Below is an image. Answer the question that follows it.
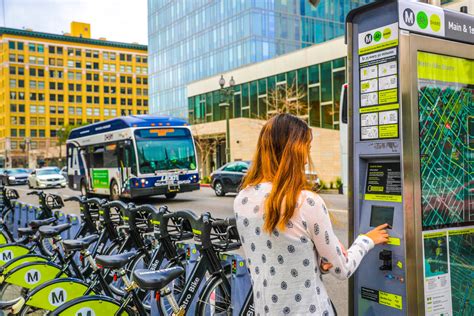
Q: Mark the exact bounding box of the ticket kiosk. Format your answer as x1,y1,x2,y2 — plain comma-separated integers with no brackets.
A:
346,1,473,315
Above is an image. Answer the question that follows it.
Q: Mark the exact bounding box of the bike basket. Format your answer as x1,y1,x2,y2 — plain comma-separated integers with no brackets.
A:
46,194,64,210
6,189,19,200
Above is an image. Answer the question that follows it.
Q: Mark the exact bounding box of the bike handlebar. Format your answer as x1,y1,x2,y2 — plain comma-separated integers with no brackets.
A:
64,196,82,202
211,217,236,228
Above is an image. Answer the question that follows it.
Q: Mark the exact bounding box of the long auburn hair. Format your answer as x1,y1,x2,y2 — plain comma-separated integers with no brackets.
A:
241,113,313,233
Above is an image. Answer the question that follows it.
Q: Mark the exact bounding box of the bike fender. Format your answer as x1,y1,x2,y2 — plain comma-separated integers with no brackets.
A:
1,254,49,277
25,277,95,311
4,261,67,289
0,244,30,265
50,295,129,316
0,231,8,245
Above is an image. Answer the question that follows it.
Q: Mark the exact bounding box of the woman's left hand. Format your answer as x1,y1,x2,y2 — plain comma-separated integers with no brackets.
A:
321,262,333,272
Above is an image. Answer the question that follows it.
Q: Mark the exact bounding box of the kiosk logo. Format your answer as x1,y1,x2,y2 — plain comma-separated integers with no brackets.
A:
403,8,415,26
364,33,373,44
417,11,429,29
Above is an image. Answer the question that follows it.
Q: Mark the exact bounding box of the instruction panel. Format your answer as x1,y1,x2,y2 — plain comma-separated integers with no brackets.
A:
365,162,402,202
358,23,400,141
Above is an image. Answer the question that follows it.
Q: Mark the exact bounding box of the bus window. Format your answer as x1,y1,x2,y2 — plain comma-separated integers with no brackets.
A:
91,145,105,168
104,143,118,168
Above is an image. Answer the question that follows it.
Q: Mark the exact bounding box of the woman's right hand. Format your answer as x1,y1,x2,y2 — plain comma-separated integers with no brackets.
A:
365,223,390,245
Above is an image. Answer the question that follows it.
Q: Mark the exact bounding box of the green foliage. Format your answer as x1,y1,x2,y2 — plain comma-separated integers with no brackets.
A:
336,177,343,189
319,179,328,190
329,181,334,189
201,176,211,184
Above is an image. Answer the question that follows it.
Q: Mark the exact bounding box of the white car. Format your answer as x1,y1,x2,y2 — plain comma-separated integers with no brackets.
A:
28,168,67,189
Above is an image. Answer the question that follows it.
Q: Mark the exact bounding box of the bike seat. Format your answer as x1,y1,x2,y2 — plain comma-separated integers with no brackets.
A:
38,223,71,238
133,267,185,291
95,251,137,269
29,217,56,229
0,296,23,310
63,234,99,252
17,227,36,237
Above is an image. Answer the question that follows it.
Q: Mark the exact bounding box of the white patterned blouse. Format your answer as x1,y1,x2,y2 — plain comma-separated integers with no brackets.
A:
234,183,374,316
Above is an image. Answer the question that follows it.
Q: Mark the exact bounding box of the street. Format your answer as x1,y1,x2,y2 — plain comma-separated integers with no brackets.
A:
10,184,350,315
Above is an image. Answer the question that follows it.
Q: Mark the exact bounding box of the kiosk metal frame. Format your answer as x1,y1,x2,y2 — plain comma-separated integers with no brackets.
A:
347,1,473,315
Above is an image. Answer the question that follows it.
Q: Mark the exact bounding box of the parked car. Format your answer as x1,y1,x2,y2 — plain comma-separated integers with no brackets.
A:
0,168,30,185
28,167,67,189
210,161,250,196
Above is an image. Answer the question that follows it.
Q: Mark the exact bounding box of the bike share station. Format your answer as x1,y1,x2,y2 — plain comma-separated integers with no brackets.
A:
347,1,473,315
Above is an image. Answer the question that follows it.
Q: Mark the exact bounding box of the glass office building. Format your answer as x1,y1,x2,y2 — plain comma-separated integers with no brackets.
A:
188,56,346,130
148,0,373,118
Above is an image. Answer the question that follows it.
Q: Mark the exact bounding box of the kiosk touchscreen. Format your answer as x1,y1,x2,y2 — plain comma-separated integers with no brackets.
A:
346,1,473,315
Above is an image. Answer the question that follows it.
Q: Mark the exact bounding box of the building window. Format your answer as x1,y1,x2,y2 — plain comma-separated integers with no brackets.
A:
11,129,17,137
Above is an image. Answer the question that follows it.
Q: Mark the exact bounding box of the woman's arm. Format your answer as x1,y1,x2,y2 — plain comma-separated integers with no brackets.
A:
301,192,374,280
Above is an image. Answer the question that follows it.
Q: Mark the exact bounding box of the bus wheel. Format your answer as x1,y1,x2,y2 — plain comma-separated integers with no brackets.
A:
165,192,177,199
110,180,120,200
80,180,89,197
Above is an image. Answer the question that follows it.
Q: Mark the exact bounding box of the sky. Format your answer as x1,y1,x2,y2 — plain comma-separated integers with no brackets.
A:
0,0,148,44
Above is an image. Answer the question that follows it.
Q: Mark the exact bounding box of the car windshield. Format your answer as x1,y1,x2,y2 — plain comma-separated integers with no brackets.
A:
134,128,197,174
37,169,60,176
7,169,26,174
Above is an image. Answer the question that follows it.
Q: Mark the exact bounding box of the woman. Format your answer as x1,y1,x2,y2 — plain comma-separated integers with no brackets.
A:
234,114,389,315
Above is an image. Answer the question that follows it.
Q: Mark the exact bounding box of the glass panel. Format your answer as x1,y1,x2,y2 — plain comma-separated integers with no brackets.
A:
234,93,241,118
308,65,320,84
206,92,213,117
277,73,286,83
332,57,346,69
332,70,346,125
134,128,197,173
258,79,267,96
321,104,333,129
241,83,249,112
212,91,220,121
258,96,267,118
287,70,296,87
250,81,258,118
321,62,332,102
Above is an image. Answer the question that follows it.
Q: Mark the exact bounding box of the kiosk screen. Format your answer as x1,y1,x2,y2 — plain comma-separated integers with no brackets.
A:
418,51,473,316
370,206,394,227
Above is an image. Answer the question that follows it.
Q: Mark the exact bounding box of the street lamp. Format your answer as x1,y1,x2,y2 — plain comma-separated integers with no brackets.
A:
219,75,235,164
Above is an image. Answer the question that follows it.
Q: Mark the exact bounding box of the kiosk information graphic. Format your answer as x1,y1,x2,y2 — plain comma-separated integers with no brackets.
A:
418,52,473,315
347,1,473,315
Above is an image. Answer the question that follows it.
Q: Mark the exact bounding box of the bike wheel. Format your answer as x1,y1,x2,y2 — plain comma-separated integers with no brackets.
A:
196,275,233,316
19,305,47,316
0,283,25,302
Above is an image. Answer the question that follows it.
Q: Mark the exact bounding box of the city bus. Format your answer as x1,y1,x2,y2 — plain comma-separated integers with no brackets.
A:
66,116,200,200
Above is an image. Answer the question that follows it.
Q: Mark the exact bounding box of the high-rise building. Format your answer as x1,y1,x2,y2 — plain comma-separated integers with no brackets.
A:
0,22,148,168
148,0,373,117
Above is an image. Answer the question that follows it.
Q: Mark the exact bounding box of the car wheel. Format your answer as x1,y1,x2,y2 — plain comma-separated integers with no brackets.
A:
80,180,88,197
165,192,177,199
214,181,225,196
110,180,120,201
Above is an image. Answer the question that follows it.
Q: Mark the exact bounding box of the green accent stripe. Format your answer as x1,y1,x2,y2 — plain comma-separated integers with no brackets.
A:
360,103,399,113
0,27,147,51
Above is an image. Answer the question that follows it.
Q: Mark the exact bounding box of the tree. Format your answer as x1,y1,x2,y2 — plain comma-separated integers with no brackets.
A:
56,124,82,164
190,124,222,177
264,79,309,120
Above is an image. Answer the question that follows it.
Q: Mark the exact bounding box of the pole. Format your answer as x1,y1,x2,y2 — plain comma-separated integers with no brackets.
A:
225,104,231,163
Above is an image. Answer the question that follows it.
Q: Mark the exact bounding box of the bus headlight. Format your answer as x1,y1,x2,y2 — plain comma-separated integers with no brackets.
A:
140,179,146,184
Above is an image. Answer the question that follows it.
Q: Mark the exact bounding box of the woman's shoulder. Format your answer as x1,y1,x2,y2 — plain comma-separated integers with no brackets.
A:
298,190,326,211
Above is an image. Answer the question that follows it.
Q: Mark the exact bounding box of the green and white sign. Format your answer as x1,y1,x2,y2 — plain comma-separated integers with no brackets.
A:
399,1,474,43
92,169,109,189
358,22,399,55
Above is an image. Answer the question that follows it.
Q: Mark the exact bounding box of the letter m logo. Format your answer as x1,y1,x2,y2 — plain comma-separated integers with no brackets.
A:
1,250,12,261
403,8,415,26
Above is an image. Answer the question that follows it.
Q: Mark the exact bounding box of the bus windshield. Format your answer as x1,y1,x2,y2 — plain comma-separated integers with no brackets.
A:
134,128,197,174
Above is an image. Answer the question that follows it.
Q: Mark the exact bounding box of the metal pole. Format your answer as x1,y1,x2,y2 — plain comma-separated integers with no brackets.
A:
225,104,231,163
